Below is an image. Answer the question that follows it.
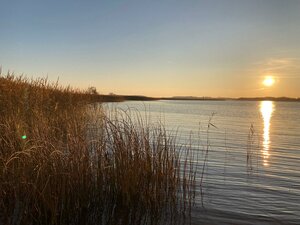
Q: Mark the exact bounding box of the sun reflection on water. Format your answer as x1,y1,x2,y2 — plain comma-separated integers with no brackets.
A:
260,101,275,166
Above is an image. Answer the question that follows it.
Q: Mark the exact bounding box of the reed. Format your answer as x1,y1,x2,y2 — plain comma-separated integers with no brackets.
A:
246,124,260,174
0,73,195,225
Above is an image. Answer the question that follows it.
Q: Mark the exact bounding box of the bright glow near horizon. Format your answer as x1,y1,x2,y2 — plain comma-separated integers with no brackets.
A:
263,76,275,87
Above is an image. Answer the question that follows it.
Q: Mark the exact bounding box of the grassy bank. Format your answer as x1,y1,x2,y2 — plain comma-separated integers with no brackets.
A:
0,73,196,225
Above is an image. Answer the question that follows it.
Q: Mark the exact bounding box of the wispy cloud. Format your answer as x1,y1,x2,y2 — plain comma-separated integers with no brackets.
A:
256,58,300,79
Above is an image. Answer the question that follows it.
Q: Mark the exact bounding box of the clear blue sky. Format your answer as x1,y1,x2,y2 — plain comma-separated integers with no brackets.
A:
1,0,300,97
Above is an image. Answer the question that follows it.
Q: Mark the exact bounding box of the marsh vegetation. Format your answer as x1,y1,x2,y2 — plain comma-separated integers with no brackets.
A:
0,74,196,225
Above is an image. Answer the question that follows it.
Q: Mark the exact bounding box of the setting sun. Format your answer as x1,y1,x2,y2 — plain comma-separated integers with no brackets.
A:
263,76,275,87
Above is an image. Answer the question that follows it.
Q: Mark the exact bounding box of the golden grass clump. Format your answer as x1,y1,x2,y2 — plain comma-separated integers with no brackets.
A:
0,73,195,225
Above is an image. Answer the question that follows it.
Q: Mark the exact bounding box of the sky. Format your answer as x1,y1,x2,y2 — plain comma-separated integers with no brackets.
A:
1,0,300,97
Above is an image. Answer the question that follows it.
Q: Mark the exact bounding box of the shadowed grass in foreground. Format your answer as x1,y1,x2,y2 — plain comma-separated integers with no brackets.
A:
0,73,196,225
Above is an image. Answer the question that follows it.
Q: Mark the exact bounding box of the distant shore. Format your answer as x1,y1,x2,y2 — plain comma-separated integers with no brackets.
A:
97,95,300,103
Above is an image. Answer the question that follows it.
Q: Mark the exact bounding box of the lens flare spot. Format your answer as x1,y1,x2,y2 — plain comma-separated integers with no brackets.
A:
21,135,27,140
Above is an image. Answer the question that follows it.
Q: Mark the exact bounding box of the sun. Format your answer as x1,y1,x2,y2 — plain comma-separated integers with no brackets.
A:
263,76,275,87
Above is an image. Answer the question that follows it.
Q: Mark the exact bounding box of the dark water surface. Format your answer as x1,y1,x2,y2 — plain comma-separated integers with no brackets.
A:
106,100,300,224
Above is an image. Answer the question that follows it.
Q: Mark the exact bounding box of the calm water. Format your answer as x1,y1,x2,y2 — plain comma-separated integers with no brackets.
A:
106,100,300,224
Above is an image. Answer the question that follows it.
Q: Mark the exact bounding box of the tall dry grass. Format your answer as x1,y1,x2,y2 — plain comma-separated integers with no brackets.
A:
0,73,196,225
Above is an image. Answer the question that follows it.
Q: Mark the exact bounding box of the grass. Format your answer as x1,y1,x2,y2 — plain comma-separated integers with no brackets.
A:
0,73,196,225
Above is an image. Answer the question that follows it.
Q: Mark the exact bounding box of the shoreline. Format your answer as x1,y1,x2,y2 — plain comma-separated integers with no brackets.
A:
97,95,300,103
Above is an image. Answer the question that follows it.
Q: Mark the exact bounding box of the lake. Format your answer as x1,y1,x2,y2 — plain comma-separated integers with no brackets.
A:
105,100,300,225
